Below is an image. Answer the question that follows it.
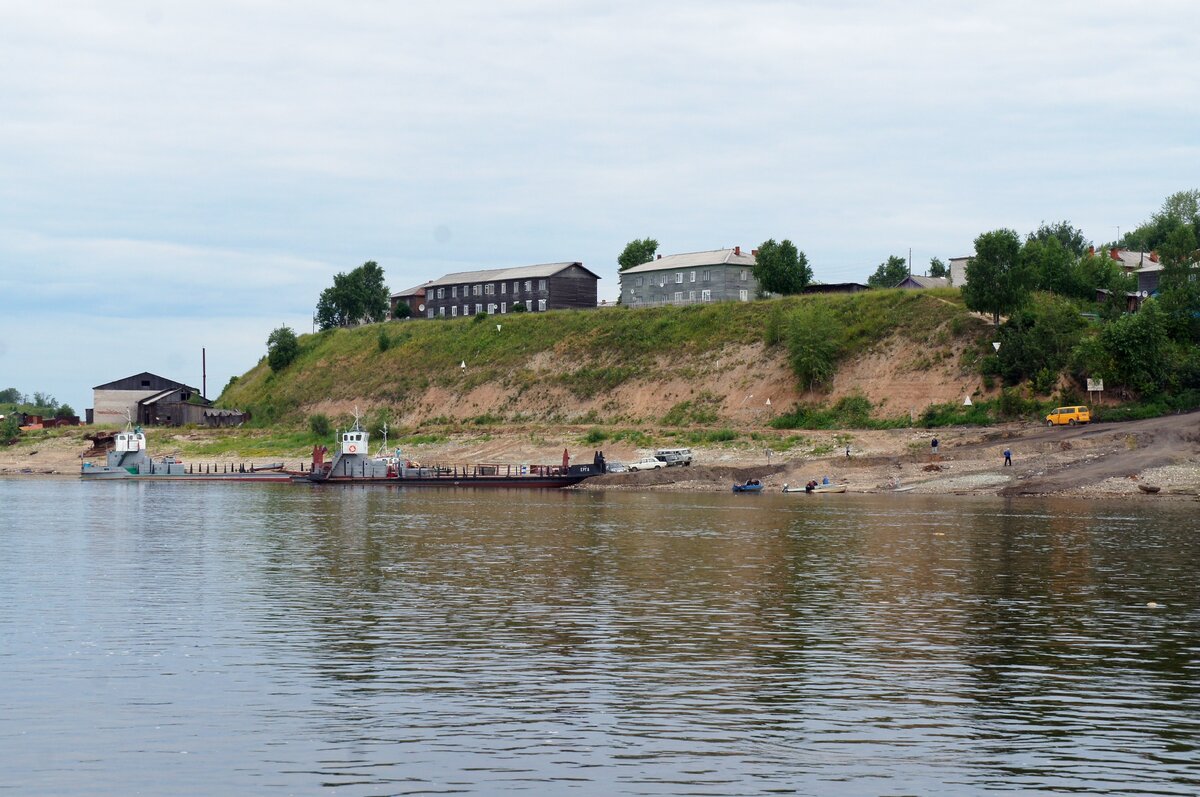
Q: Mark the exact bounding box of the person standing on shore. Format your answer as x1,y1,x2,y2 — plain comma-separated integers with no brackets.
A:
845,443,851,459
931,438,939,458
1003,448,1012,466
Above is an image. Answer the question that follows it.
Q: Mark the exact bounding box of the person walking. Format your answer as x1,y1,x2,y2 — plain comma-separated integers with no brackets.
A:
845,443,851,459
931,437,939,458
1003,447,1012,467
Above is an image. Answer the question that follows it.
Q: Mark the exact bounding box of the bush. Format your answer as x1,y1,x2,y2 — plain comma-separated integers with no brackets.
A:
582,427,608,444
266,326,299,372
377,329,391,352
309,413,332,438
0,415,20,444
786,305,840,390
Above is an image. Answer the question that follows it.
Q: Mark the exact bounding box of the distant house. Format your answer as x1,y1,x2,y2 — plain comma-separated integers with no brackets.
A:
895,274,951,289
803,282,870,295
619,247,760,307
420,262,600,319
90,372,246,427
390,281,432,318
948,256,971,287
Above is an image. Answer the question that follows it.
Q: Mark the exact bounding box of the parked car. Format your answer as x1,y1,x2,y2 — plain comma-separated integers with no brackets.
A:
627,457,666,472
1046,406,1091,426
605,462,628,473
654,447,693,466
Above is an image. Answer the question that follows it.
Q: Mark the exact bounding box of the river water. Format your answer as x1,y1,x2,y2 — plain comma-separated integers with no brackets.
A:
1,479,1198,795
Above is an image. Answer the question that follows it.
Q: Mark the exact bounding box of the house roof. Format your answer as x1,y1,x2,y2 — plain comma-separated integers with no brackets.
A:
390,281,433,299
896,275,951,289
423,261,599,289
621,248,756,275
92,372,194,392
1109,249,1157,271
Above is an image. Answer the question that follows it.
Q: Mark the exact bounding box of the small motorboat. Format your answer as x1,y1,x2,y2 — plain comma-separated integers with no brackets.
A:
783,480,845,494
733,479,764,493
811,483,847,493
1137,483,1161,494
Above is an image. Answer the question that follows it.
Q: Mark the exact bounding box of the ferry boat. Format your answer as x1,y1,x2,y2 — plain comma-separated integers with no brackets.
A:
80,425,295,482
298,418,603,489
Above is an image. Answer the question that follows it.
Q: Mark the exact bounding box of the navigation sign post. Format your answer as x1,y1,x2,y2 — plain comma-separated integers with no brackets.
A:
1087,378,1103,406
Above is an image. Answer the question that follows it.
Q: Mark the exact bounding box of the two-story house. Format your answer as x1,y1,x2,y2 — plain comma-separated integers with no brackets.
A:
619,247,760,307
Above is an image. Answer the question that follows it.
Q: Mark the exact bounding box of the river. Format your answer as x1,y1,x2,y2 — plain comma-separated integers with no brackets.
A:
1,479,1198,795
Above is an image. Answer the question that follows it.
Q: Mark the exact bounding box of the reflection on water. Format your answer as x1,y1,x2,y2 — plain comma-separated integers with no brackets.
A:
1,480,1198,795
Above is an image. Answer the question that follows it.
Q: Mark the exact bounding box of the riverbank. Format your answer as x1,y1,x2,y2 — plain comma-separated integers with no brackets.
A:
3,412,1198,498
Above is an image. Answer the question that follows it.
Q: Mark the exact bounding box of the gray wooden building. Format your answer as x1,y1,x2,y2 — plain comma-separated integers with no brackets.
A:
92,372,203,426
421,262,600,319
618,247,760,307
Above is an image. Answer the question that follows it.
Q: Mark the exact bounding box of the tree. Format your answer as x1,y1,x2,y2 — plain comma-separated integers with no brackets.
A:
1021,236,1081,297
391,300,412,320
1120,189,1200,251
1099,300,1171,395
867,255,908,288
0,414,19,444
0,388,20,404
1154,223,1200,343
786,305,840,389
618,238,659,271
266,326,299,372
1028,221,1090,258
315,261,390,329
510,301,528,313
928,257,948,279
961,229,1031,324
753,239,811,295
55,404,76,419
994,294,1085,388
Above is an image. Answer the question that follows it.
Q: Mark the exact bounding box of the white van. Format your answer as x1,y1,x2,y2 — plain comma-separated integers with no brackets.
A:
654,447,693,467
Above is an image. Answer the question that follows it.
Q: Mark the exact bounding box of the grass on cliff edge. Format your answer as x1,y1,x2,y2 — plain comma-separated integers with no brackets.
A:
219,289,977,424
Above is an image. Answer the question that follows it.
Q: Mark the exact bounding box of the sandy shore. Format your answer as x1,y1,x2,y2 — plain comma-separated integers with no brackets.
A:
4,412,1199,499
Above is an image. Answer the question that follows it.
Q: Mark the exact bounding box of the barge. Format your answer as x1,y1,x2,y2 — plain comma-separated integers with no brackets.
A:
80,427,296,482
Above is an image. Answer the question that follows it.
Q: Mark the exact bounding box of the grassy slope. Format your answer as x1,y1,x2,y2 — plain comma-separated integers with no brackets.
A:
220,289,986,427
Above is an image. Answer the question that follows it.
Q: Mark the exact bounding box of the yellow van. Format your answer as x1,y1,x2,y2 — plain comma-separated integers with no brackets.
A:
1046,406,1091,426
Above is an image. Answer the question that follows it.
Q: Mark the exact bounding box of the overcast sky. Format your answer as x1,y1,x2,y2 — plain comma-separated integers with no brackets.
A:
1,1,1196,414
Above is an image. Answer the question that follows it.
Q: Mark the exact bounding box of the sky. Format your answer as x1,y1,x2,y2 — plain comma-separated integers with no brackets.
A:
1,0,1197,414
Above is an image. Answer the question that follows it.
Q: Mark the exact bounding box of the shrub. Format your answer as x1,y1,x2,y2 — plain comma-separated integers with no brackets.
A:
377,329,391,352
266,326,299,372
582,427,608,444
786,305,840,390
309,413,332,438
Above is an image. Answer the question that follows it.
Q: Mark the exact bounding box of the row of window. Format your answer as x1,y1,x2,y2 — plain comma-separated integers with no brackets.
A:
628,269,750,288
434,279,548,300
627,289,751,305
426,300,547,318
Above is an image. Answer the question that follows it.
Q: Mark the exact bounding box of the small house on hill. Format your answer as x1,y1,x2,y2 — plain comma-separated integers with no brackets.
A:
619,247,760,307
421,262,599,318
390,281,433,318
895,274,951,289
91,372,246,427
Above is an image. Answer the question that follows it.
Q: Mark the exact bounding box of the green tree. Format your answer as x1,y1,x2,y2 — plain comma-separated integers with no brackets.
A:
867,255,908,288
0,388,20,404
391,300,412,320
1022,236,1081,297
1120,189,1200,251
617,238,659,271
994,293,1086,388
1154,223,1200,342
962,229,1031,324
1098,299,1171,395
753,239,811,295
0,414,19,444
266,326,299,372
315,261,390,329
510,301,528,313
1028,221,1090,258
786,305,840,390
928,257,948,279
55,404,76,419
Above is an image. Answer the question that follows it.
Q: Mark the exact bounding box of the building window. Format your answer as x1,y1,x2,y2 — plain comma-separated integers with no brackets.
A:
740,269,748,281
451,286,458,298
484,284,493,295
739,289,749,301
701,289,711,302
500,282,506,294
439,307,445,317
463,304,469,316
488,303,496,314
674,291,683,303
475,303,483,314
437,287,444,299
500,302,506,313
538,299,547,311
675,272,683,284
473,284,481,296
538,279,547,291
659,275,666,287
690,271,696,283
635,276,644,287
702,270,711,282
452,306,458,317
524,280,532,293
689,290,696,301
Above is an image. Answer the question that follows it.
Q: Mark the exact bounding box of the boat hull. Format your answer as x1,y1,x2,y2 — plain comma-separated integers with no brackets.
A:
296,473,592,489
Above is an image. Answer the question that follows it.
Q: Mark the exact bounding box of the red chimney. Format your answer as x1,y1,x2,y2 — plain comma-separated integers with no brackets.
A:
734,246,741,256
1088,245,1095,256
1110,247,1120,261
751,248,759,257
1150,250,1159,263
656,254,662,259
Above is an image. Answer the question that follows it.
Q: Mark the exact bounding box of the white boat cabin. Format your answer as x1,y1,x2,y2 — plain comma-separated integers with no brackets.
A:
115,430,146,453
341,429,368,456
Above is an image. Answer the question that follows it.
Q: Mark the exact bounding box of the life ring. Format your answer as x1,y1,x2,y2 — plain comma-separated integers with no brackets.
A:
348,445,357,453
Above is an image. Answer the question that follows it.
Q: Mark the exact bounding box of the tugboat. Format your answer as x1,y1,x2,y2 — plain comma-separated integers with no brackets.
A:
298,414,603,489
80,423,293,482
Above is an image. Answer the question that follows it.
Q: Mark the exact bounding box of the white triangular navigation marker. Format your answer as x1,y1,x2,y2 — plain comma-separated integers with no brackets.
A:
460,360,466,370
992,342,1001,351
963,395,973,406
765,398,772,406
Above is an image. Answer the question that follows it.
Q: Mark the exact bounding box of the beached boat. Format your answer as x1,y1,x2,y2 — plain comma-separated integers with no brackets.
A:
297,417,602,489
782,482,846,493
732,479,764,493
80,426,295,482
